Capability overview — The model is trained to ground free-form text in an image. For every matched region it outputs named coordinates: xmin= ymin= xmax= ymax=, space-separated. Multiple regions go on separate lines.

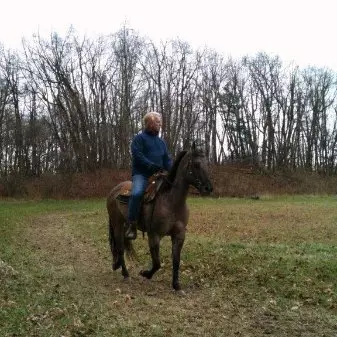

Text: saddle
xmin=116 ymin=171 xmax=168 ymax=204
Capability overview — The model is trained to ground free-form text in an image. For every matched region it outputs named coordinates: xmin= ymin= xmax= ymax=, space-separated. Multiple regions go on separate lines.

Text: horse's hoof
xmin=112 ymin=261 xmax=121 ymax=271
xmin=140 ymin=270 xmax=152 ymax=279
xmin=175 ymin=289 xmax=186 ymax=297
xmin=173 ymin=283 xmax=181 ymax=291
xmin=123 ymin=276 xmax=130 ymax=283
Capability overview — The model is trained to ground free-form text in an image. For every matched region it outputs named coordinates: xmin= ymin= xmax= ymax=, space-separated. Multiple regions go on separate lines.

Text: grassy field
xmin=1 ymin=196 xmax=337 ymax=336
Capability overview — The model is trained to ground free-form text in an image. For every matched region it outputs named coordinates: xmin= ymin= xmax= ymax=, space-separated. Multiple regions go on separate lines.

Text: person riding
xmin=125 ymin=111 xmax=172 ymax=240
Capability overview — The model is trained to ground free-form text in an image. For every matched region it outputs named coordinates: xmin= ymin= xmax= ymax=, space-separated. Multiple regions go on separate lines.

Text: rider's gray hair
xmin=143 ymin=111 xmax=162 ymax=128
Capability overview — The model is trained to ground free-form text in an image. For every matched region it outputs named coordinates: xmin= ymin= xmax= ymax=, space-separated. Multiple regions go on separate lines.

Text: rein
xmin=186 ymin=154 xmax=203 ymax=191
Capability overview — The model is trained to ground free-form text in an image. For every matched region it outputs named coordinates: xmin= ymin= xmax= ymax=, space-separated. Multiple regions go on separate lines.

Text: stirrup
xmin=125 ymin=222 xmax=137 ymax=240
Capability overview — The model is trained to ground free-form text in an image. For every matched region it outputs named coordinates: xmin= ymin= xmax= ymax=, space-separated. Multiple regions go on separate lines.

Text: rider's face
xmin=150 ymin=116 xmax=162 ymax=132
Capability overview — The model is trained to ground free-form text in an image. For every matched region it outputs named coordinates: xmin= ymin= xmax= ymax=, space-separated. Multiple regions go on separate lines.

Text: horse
xmin=106 ymin=142 xmax=213 ymax=290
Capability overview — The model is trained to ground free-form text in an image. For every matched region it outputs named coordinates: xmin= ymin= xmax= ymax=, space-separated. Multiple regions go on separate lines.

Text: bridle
xmin=160 ymin=149 xmax=211 ymax=194
xmin=186 ymin=153 xmax=205 ymax=191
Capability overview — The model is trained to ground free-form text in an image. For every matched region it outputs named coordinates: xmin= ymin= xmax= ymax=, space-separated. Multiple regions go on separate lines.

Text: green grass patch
xmin=1 ymin=196 xmax=337 ymax=336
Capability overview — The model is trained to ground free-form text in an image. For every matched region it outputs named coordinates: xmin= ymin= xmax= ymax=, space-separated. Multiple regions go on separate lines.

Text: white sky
xmin=1 ymin=0 xmax=336 ymax=70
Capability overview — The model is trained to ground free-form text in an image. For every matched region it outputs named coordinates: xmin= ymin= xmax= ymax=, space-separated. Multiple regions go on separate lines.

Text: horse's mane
xmin=166 ymin=150 xmax=188 ymax=184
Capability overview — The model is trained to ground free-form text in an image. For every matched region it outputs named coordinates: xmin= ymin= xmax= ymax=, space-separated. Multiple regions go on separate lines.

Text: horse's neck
xmin=159 ymin=153 xmax=190 ymax=206
xmin=165 ymin=174 xmax=189 ymax=207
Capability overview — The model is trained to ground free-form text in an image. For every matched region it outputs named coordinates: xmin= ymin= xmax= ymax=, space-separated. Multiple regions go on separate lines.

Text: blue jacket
xmin=131 ymin=131 xmax=172 ymax=177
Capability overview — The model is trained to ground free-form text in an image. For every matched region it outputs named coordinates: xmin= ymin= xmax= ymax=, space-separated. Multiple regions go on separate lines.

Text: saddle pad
xmin=116 ymin=172 xmax=167 ymax=204
xmin=116 ymin=194 xmax=130 ymax=204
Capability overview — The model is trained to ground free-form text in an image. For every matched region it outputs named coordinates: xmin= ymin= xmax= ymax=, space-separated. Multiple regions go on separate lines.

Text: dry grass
xmin=3 ymin=166 xmax=337 ymax=199
xmin=1 ymin=197 xmax=337 ymax=336
xmin=190 ymin=196 xmax=337 ymax=244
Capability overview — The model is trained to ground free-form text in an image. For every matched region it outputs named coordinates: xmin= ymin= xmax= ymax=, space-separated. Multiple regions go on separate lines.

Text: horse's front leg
xmin=140 ymin=234 xmax=161 ymax=279
xmin=171 ymin=230 xmax=185 ymax=291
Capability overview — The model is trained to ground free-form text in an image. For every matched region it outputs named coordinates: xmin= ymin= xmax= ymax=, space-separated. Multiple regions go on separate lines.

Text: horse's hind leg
xmin=116 ymin=237 xmax=130 ymax=279
xmin=171 ymin=231 xmax=185 ymax=291
xmin=140 ymin=234 xmax=161 ymax=279
xmin=120 ymin=252 xmax=129 ymax=279
xmin=108 ymin=217 xmax=129 ymax=279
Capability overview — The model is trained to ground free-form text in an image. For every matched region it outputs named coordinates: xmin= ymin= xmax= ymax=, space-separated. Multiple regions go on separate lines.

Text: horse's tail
xmin=108 ymin=217 xmax=119 ymax=270
xmin=124 ymin=238 xmax=136 ymax=259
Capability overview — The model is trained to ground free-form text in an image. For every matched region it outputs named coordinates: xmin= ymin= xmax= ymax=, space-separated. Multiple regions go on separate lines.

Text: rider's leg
xmin=125 ymin=174 xmax=147 ymax=240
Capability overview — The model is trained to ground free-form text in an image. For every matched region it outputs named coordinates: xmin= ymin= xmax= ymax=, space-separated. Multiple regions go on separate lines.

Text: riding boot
xmin=125 ymin=220 xmax=137 ymax=240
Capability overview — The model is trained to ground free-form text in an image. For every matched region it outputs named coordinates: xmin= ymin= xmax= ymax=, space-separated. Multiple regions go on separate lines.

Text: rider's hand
xmin=151 ymin=164 xmax=163 ymax=173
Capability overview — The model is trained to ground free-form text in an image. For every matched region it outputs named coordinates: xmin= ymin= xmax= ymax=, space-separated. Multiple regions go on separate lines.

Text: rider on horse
xmin=125 ymin=112 xmax=172 ymax=240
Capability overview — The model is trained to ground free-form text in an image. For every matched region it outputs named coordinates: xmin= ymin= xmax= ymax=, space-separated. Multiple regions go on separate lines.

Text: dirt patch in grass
xmin=25 ymin=213 xmax=255 ymax=336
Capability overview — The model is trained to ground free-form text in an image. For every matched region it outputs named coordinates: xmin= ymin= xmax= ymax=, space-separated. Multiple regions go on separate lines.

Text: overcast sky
xmin=0 ymin=0 xmax=336 ymax=70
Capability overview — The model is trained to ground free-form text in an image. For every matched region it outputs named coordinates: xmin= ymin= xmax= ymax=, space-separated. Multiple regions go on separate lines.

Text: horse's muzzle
xmin=200 ymin=182 xmax=213 ymax=196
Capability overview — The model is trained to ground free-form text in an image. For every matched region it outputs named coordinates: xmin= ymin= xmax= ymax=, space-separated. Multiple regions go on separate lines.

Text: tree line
xmin=0 ymin=26 xmax=336 ymax=176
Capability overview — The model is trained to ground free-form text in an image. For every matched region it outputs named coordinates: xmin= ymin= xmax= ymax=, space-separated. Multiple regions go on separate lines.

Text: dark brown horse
xmin=106 ymin=142 xmax=213 ymax=290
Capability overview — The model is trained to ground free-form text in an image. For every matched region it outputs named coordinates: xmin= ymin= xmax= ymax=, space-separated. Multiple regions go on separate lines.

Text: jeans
xmin=128 ymin=174 xmax=148 ymax=222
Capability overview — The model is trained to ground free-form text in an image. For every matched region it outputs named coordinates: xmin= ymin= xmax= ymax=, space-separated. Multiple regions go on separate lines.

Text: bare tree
xmin=0 ymin=49 xmax=24 ymax=174
xmin=245 ymin=53 xmax=282 ymax=170
xmin=302 ymin=67 xmax=336 ymax=171
xmin=1 ymin=27 xmax=337 ymax=179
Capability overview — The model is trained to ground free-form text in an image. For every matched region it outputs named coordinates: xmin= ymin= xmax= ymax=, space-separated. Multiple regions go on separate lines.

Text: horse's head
xmin=185 ymin=141 xmax=213 ymax=196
